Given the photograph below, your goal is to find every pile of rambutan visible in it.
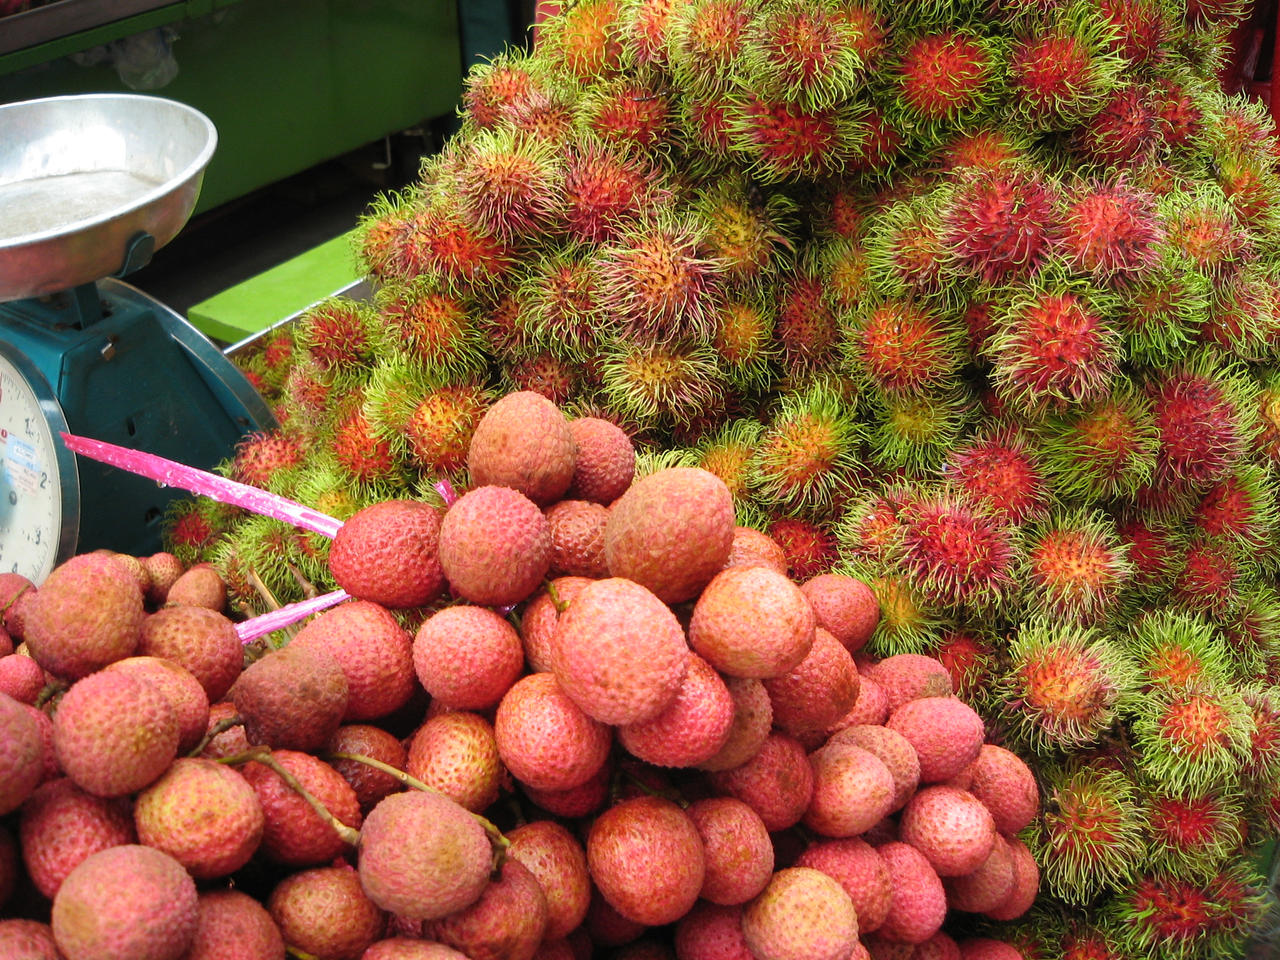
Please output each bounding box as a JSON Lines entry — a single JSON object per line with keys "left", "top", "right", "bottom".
{"left": 200, "top": 0, "right": 1280, "bottom": 954}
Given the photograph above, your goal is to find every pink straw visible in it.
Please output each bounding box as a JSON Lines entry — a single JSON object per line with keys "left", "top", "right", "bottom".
{"left": 235, "top": 589, "right": 351, "bottom": 644}
{"left": 60, "top": 433, "right": 344, "bottom": 539}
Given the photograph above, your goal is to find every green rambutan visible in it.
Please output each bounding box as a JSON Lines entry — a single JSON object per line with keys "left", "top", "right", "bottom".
{"left": 894, "top": 488, "right": 1020, "bottom": 610}
{"left": 213, "top": 514, "right": 316, "bottom": 609}
{"left": 768, "top": 516, "right": 839, "bottom": 580}
{"left": 293, "top": 455, "right": 368, "bottom": 522}
{"left": 835, "top": 485, "right": 916, "bottom": 566}
{"left": 1023, "top": 510, "right": 1133, "bottom": 623}
{"left": 990, "top": 286, "right": 1122, "bottom": 417}
{"left": 1032, "top": 763, "right": 1148, "bottom": 905}
{"left": 693, "top": 176, "right": 798, "bottom": 283}
{"left": 1097, "top": 0, "right": 1172, "bottom": 66}
{"left": 842, "top": 299, "right": 964, "bottom": 395}
{"left": 726, "top": 94, "right": 862, "bottom": 183}
{"left": 595, "top": 213, "right": 724, "bottom": 343}
{"left": 1074, "top": 84, "right": 1160, "bottom": 168}
{"left": 737, "top": 0, "right": 867, "bottom": 109}
{"left": 355, "top": 190, "right": 416, "bottom": 282}
{"left": 539, "top": 0, "right": 626, "bottom": 82}
{"left": 944, "top": 424, "right": 1050, "bottom": 524}
{"left": 1038, "top": 380, "right": 1158, "bottom": 501}
{"left": 684, "top": 418, "right": 763, "bottom": 511}
{"left": 941, "top": 166, "right": 1061, "bottom": 283}
{"left": 713, "top": 292, "right": 777, "bottom": 388}
{"left": 999, "top": 619, "right": 1140, "bottom": 750}
{"left": 577, "top": 77, "right": 672, "bottom": 153}
{"left": 1133, "top": 684, "right": 1253, "bottom": 792}
{"left": 1115, "top": 267, "right": 1211, "bottom": 366}
{"left": 1147, "top": 353, "right": 1256, "bottom": 489}
{"left": 865, "top": 191, "right": 949, "bottom": 298}
{"left": 620, "top": 0, "right": 678, "bottom": 71}
{"left": 815, "top": 236, "right": 870, "bottom": 314}
{"left": 1162, "top": 185, "right": 1253, "bottom": 280}
{"left": 1169, "top": 536, "right": 1243, "bottom": 617}
{"left": 666, "top": 0, "right": 754, "bottom": 95}
{"left": 867, "top": 387, "right": 972, "bottom": 476}
{"left": 748, "top": 381, "right": 862, "bottom": 512}
{"left": 775, "top": 271, "right": 841, "bottom": 375}
{"left": 513, "top": 246, "right": 611, "bottom": 359}
{"left": 403, "top": 384, "right": 490, "bottom": 477}
{"left": 1007, "top": 10, "right": 1125, "bottom": 127}
{"left": 1058, "top": 179, "right": 1164, "bottom": 282}
{"left": 506, "top": 352, "right": 580, "bottom": 406}
{"left": 1183, "top": 0, "right": 1251, "bottom": 27}
{"left": 598, "top": 338, "right": 727, "bottom": 426}
{"left": 1144, "top": 790, "right": 1245, "bottom": 880}
{"left": 295, "top": 297, "right": 375, "bottom": 375}
{"left": 375, "top": 283, "right": 485, "bottom": 377}
{"left": 1192, "top": 463, "right": 1276, "bottom": 550}
{"left": 857, "top": 566, "right": 945, "bottom": 656}
{"left": 894, "top": 29, "right": 1001, "bottom": 132}
{"left": 1200, "top": 269, "right": 1278, "bottom": 359}
{"left": 454, "top": 126, "right": 565, "bottom": 243}
{"left": 279, "top": 359, "right": 333, "bottom": 433}
{"left": 1114, "top": 864, "right": 1267, "bottom": 960}
{"left": 1126, "top": 609, "right": 1233, "bottom": 690}
{"left": 561, "top": 138, "right": 668, "bottom": 244}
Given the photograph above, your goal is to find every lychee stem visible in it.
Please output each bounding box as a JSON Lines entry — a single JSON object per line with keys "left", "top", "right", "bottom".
{"left": 547, "top": 578, "right": 569, "bottom": 613}
{"left": 324, "top": 750, "right": 510, "bottom": 863}
{"left": 286, "top": 948, "right": 320, "bottom": 960}
{"left": 187, "top": 712, "right": 245, "bottom": 758}
{"left": 245, "top": 566, "right": 283, "bottom": 612}
{"left": 58, "top": 432, "right": 344, "bottom": 538}
{"left": 33, "top": 680, "right": 66, "bottom": 709}
{"left": 234, "top": 590, "right": 351, "bottom": 645}
{"left": 218, "top": 746, "right": 361, "bottom": 847}
{"left": 288, "top": 563, "right": 319, "bottom": 599}
{"left": 614, "top": 766, "right": 689, "bottom": 808}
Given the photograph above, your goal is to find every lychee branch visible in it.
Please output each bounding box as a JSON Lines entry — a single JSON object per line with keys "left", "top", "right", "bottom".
{"left": 324, "top": 750, "right": 510, "bottom": 863}
{"left": 59, "top": 433, "right": 344, "bottom": 538}
{"left": 217, "top": 746, "right": 361, "bottom": 847}
{"left": 187, "top": 712, "right": 245, "bottom": 758}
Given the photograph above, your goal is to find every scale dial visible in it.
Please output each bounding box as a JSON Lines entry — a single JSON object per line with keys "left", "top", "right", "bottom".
{"left": 0, "top": 341, "right": 79, "bottom": 582}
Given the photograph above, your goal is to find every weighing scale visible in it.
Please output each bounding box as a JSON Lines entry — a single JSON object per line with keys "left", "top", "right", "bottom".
{"left": 0, "top": 93, "right": 276, "bottom": 582}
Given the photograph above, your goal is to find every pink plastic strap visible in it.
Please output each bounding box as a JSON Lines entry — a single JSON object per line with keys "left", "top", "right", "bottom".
{"left": 235, "top": 588, "right": 351, "bottom": 644}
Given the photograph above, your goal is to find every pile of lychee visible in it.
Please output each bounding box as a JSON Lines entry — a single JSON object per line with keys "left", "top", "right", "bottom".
{"left": 0, "top": 390, "right": 1040, "bottom": 960}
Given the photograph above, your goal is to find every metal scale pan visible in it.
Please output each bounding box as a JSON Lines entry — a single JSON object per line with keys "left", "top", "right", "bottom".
{"left": 0, "top": 94, "right": 274, "bottom": 579}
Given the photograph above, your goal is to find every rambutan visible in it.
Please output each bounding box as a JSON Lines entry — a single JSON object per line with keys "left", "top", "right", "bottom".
{"left": 858, "top": 567, "right": 944, "bottom": 656}
{"left": 1074, "top": 84, "right": 1160, "bottom": 168}
{"left": 999, "top": 619, "right": 1140, "bottom": 750}
{"left": 331, "top": 407, "right": 402, "bottom": 490}
{"left": 1133, "top": 684, "right": 1253, "bottom": 791}
{"left": 1058, "top": 179, "right": 1164, "bottom": 281}
{"left": 866, "top": 193, "right": 949, "bottom": 298}
{"left": 1159, "top": 83, "right": 1204, "bottom": 150}
{"left": 693, "top": 176, "right": 798, "bottom": 283}
{"left": 1201, "top": 270, "right": 1277, "bottom": 359}
{"left": 895, "top": 30, "right": 999, "bottom": 130}
{"left": 1008, "top": 14, "right": 1124, "bottom": 127}
{"left": 737, "top": 0, "right": 867, "bottom": 108}
{"left": 539, "top": 0, "right": 626, "bottom": 82}
{"left": 293, "top": 458, "right": 367, "bottom": 525}
{"left": 295, "top": 298, "right": 374, "bottom": 375}
{"left": 513, "top": 246, "right": 611, "bottom": 359}
{"left": 815, "top": 237, "right": 870, "bottom": 314}
{"left": 775, "top": 272, "right": 841, "bottom": 375}
{"left": 820, "top": 181, "right": 866, "bottom": 240}
{"left": 666, "top": 0, "right": 753, "bottom": 95}
{"left": 842, "top": 300, "right": 963, "bottom": 394}
{"left": 595, "top": 213, "right": 724, "bottom": 343}
{"left": 1169, "top": 537, "right": 1243, "bottom": 617}
{"left": 506, "top": 84, "right": 579, "bottom": 144}
{"left": 1240, "top": 685, "right": 1280, "bottom": 777}
{"left": 1162, "top": 186, "right": 1253, "bottom": 279}
{"left": 578, "top": 77, "right": 671, "bottom": 153}
{"left": 1183, "top": 0, "right": 1251, "bottom": 27}
{"left": 867, "top": 387, "right": 972, "bottom": 476}
{"left": 403, "top": 384, "right": 489, "bottom": 476}
{"left": 1192, "top": 464, "right": 1276, "bottom": 550}
{"left": 1114, "top": 865, "right": 1267, "bottom": 960}
{"left": 1117, "top": 518, "right": 1179, "bottom": 597}
{"left": 1039, "top": 381, "right": 1158, "bottom": 501}
{"left": 1145, "top": 791, "right": 1245, "bottom": 880}
{"left": 451, "top": 129, "right": 564, "bottom": 244}
{"left": 835, "top": 486, "right": 916, "bottom": 567}
{"left": 941, "top": 166, "right": 1060, "bottom": 283}
{"left": 506, "top": 352, "right": 579, "bottom": 406}
{"left": 935, "top": 629, "right": 995, "bottom": 701}
{"left": 849, "top": 107, "right": 906, "bottom": 175}
{"left": 767, "top": 517, "right": 839, "bottom": 580}
{"left": 375, "top": 283, "right": 485, "bottom": 377}
{"left": 679, "top": 89, "right": 737, "bottom": 161}
{"left": 713, "top": 293, "right": 777, "bottom": 388}
{"left": 1098, "top": 0, "right": 1172, "bottom": 66}
{"left": 460, "top": 51, "right": 546, "bottom": 130}
{"left": 1126, "top": 609, "right": 1233, "bottom": 690}
{"left": 748, "top": 382, "right": 862, "bottom": 512}
{"left": 726, "top": 95, "right": 861, "bottom": 182}
{"left": 944, "top": 425, "right": 1049, "bottom": 525}
{"left": 598, "top": 339, "right": 727, "bottom": 426}
{"left": 561, "top": 139, "right": 667, "bottom": 244}
{"left": 1031, "top": 763, "right": 1148, "bottom": 905}
{"left": 229, "top": 430, "right": 306, "bottom": 493}
{"left": 396, "top": 199, "right": 513, "bottom": 291}
{"left": 1147, "top": 354, "right": 1256, "bottom": 489}
{"left": 355, "top": 191, "right": 417, "bottom": 282}
{"left": 165, "top": 499, "right": 229, "bottom": 565}
{"left": 1217, "top": 153, "right": 1280, "bottom": 232}
{"left": 1022, "top": 511, "right": 1133, "bottom": 623}
{"left": 1255, "top": 371, "right": 1280, "bottom": 468}
{"left": 939, "top": 127, "right": 1027, "bottom": 172}
{"left": 894, "top": 489, "right": 1019, "bottom": 610}
{"left": 990, "top": 286, "right": 1121, "bottom": 416}
{"left": 685, "top": 418, "right": 764, "bottom": 511}
{"left": 1116, "top": 268, "right": 1211, "bottom": 365}
{"left": 620, "top": 0, "right": 678, "bottom": 71}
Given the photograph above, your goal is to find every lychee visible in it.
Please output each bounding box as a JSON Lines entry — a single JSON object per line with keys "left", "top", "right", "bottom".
{"left": 438, "top": 485, "right": 552, "bottom": 606}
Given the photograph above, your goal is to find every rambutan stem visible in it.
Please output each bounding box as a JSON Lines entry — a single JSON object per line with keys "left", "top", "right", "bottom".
{"left": 59, "top": 432, "right": 344, "bottom": 538}
{"left": 324, "top": 751, "right": 510, "bottom": 860}
{"left": 218, "top": 746, "right": 361, "bottom": 846}
{"left": 234, "top": 590, "right": 351, "bottom": 645}
{"left": 187, "top": 712, "right": 244, "bottom": 758}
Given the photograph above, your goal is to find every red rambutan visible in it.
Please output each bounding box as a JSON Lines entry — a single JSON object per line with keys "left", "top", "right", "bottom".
{"left": 896, "top": 30, "right": 999, "bottom": 128}
{"left": 1039, "top": 381, "right": 1158, "bottom": 501}
{"left": 332, "top": 408, "right": 401, "bottom": 489}
{"left": 1098, "top": 0, "right": 1171, "bottom": 66}
{"left": 1116, "top": 865, "right": 1267, "bottom": 960}
{"left": 866, "top": 195, "right": 948, "bottom": 297}
{"left": 461, "top": 52, "right": 545, "bottom": 130}
{"left": 514, "top": 248, "right": 611, "bottom": 359}
{"left": 944, "top": 425, "right": 1049, "bottom": 525}
{"left": 1163, "top": 187, "right": 1253, "bottom": 279}
{"left": 680, "top": 90, "right": 737, "bottom": 161}
{"left": 775, "top": 273, "right": 840, "bottom": 375}
{"left": 622, "top": 0, "right": 677, "bottom": 71}
{"left": 579, "top": 78, "right": 672, "bottom": 153}
{"left": 1116, "top": 515, "right": 1179, "bottom": 593}
{"left": 507, "top": 352, "right": 579, "bottom": 407}
{"left": 1170, "top": 537, "right": 1243, "bottom": 617}
{"left": 561, "top": 139, "right": 667, "bottom": 245}
{"left": 895, "top": 490, "right": 1020, "bottom": 610}
{"left": 766, "top": 517, "right": 838, "bottom": 580}
{"left": 378, "top": 285, "right": 483, "bottom": 376}
{"left": 844, "top": 301, "right": 962, "bottom": 394}
{"left": 1147, "top": 355, "right": 1254, "bottom": 489}
{"left": 942, "top": 167, "right": 1060, "bottom": 282}
{"left": 1134, "top": 684, "right": 1252, "bottom": 791}
{"left": 1126, "top": 609, "right": 1232, "bottom": 691}
{"left": 727, "top": 95, "right": 860, "bottom": 182}
{"left": 454, "top": 128, "right": 564, "bottom": 242}
{"left": 1023, "top": 511, "right": 1133, "bottom": 623}
{"left": 1146, "top": 791, "right": 1245, "bottom": 879}
{"left": 230, "top": 431, "right": 306, "bottom": 491}
{"left": 296, "top": 298, "right": 373, "bottom": 374}
{"left": 1074, "top": 85, "right": 1160, "bottom": 168}
{"left": 1058, "top": 179, "right": 1164, "bottom": 281}
{"left": 399, "top": 201, "right": 513, "bottom": 291}
{"left": 667, "top": 0, "right": 753, "bottom": 95}
{"left": 539, "top": 0, "right": 626, "bottom": 82}
{"left": 738, "top": 0, "right": 868, "bottom": 109}
{"left": 749, "top": 382, "right": 861, "bottom": 512}
{"left": 835, "top": 486, "right": 916, "bottom": 567}
{"left": 939, "top": 128, "right": 1026, "bottom": 172}
{"left": 1008, "top": 16, "right": 1123, "bottom": 127}
{"left": 404, "top": 385, "right": 489, "bottom": 476}
{"left": 1192, "top": 464, "right": 1276, "bottom": 550}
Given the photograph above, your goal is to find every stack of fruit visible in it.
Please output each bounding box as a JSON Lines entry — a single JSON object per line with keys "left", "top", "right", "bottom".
{"left": 2, "top": 391, "right": 1053, "bottom": 959}
{"left": 164, "top": 0, "right": 1280, "bottom": 954}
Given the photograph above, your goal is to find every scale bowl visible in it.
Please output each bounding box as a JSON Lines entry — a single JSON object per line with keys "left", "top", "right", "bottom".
{"left": 0, "top": 93, "right": 216, "bottom": 302}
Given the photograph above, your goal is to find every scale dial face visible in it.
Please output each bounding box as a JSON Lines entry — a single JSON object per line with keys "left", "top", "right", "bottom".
{"left": 0, "top": 342, "right": 79, "bottom": 582}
